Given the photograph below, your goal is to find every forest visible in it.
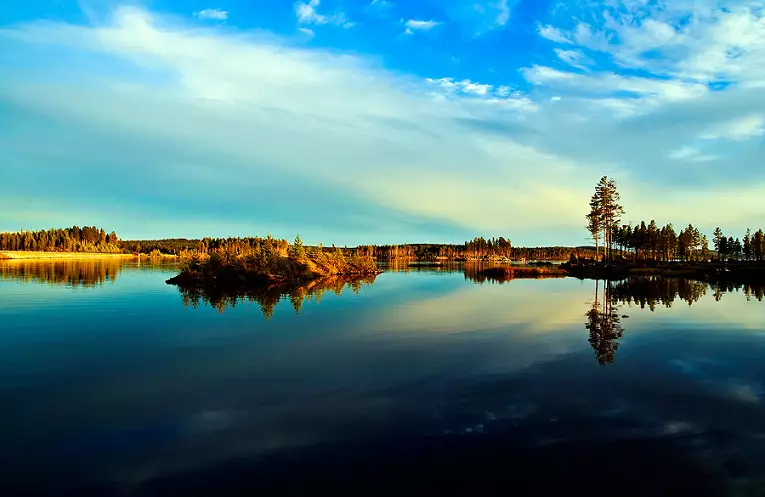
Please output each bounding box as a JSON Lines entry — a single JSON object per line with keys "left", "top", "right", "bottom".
{"left": 1, "top": 228, "right": 598, "bottom": 262}
{"left": 585, "top": 176, "right": 764, "bottom": 263}
{"left": 0, "top": 226, "right": 122, "bottom": 253}
{"left": 354, "top": 239, "right": 596, "bottom": 261}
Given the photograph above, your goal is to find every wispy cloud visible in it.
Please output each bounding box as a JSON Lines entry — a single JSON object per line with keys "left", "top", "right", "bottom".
{"left": 475, "top": 0, "right": 514, "bottom": 31}
{"left": 194, "top": 9, "right": 228, "bottom": 21}
{"left": 700, "top": 115, "right": 765, "bottom": 141}
{"left": 402, "top": 19, "right": 440, "bottom": 34}
{"left": 295, "top": 0, "right": 352, "bottom": 28}
{"left": 369, "top": 0, "right": 392, "bottom": 11}
{"left": 538, "top": 1, "right": 765, "bottom": 86}
{"left": 447, "top": 0, "right": 517, "bottom": 35}
{"left": 667, "top": 146, "right": 717, "bottom": 163}
{"left": 298, "top": 27, "right": 315, "bottom": 39}
{"left": 425, "top": 77, "right": 533, "bottom": 109}
{"left": 554, "top": 49, "right": 592, "bottom": 71}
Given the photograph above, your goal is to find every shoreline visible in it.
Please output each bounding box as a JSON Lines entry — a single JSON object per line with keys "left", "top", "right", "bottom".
{"left": 561, "top": 261, "right": 765, "bottom": 284}
{"left": 0, "top": 251, "right": 137, "bottom": 261}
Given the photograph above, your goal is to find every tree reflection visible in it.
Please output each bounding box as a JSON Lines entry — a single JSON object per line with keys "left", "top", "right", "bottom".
{"left": 463, "top": 263, "right": 566, "bottom": 284}
{"left": 585, "top": 276, "right": 765, "bottom": 365}
{"left": 609, "top": 277, "right": 708, "bottom": 309}
{"left": 0, "top": 259, "right": 122, "bottom": 287}
{"left": 176, "top": 275, "right": 378, "bottom": 317}
{"left": 586, "top": 280, "right": 624, "bottom": 366}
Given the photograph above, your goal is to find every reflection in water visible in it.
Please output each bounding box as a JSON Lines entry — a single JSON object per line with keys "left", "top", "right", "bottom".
{"left": 586, "top": 280, "right": 625, "bottom": 366}
{"left": 5, "top": 265, "right": 765, "bottom": 496}
{"left": 610, "top": 277, "right": 764, "bottom": 308}
{"left": 463, "top": 263, "right": 566, "bottom": 284}
{"left": 586, "top": 277, "right": 765, "bottom": 365}
{"left": 610, "top": 277, "right": 708, "bottom": 309}
{"left": 172, "top": 268, "right": 764, "bottom": 365}
{"left": 177, "top": 275, "right": 378, "bottom": 317}
{"left": 379, "top": 260, "right": 463, "bottom": 273}
{"left": 0, "top": 259, "right": 122, "bottom": 287}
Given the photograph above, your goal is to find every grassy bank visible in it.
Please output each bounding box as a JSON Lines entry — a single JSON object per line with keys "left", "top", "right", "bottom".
{"left": 0, "top": 251, "right": 136, "bottom": 260}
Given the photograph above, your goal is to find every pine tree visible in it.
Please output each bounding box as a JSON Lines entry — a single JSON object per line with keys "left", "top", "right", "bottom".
{"left": 744, "top": 229, "right": 752, "bottom": 260}
{"left": 587, "top": 176, "right": 624, "bottom": 263}
{"left": 289, "top": 235, "right": 306, "bottom": 260}
{"left": 713, "top": 227, "right": 724, "bottom": 260}
{"left": 754, "top": 229, "right": 764, "bottom": 261}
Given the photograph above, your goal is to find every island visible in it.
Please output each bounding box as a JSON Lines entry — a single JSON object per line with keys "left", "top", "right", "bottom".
{"left": 165, "top": 235, "right": 381, "bottom": 290}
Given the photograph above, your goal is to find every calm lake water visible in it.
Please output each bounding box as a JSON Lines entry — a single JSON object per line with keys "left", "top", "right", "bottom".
{"left": 2, "top": 259, "right": 765, "bottom": 496}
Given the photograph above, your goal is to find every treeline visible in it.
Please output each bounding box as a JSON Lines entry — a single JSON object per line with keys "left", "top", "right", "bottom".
{"left": 121, "top": 238, "right": 199, "bottom": 255}
{"left": 355, "top": 237, "right": 595, "bottom": 261}
{"left": 585, "top": 176, "right": 764, "bottom": 263}
{"left": 0, "top": 226, "right": 122, "bottom": 253}
{"left": 607, "top": 223, "right": 764, "bottom": 262}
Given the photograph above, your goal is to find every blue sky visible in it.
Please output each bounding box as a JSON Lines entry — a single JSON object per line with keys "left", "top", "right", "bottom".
{"left": 1, "top": 0, "right": 764, "bottom": 245}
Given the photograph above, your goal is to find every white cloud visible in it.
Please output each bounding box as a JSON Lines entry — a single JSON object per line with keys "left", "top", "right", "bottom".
{"left": 554, "top": 48, "right": 593, "bottom": 70}
{"left": 369, "top": 0, "right": 392, "bottom": 9}
{"left": 474, "top": 0, "right": 514, "bottom": 31}
{"left": 667, "top": 146, "right": 717, "bottom": 162}
{"left": 403, "top": 19, "right": 440, "bottom": 31}
{"left": 494, "top": 0, "right": 512, "bottom": 27}
{"left": 539, "top": 1, "right": 765, "bottom": 86}
{"left": 194, "top": 9, "right": 228, "bottom": 21}
{"left": 425, "top": 77, "right": 534, "bottom": 110}
{"left": 538, "top": 24, "right": 572, "bottom": 44}
{"left": 295, "top": 0, "right": 323, "bottom": 24}
{"left": 446, "top": 0, "right": 516, "bottom": 35}
{"left": 295, "top": 0, "right": 351, "bottom": 27}
{"left": 298, "top": 27, "right": 315, "bottom": 39}
{"left": 700, "top": 114, "right": 765, "bottom": 141}
{"left": 522, "top": 65, "right": 707, "bottom": 103}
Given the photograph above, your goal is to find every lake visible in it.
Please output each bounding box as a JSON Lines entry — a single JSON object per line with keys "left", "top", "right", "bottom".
{"left": 1, "top": 259, "right": 765, "bottom": 496}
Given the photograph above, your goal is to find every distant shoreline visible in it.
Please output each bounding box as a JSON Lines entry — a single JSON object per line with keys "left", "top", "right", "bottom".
{"left": 0, "top": 251, "right": 138, "bottom": 260}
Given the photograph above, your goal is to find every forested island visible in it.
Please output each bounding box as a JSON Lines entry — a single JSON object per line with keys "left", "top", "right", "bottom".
{"left": 165, "top": 235, "right": 380, "bottom": 288}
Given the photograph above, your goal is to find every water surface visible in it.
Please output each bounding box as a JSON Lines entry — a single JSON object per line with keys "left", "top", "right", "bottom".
{"left": 1, "top": 260, "right": 764, "bottom": 496}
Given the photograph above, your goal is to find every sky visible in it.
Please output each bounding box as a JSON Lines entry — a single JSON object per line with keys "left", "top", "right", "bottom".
{"left": 0, "top": 0, "right": 763, "bottom": 245}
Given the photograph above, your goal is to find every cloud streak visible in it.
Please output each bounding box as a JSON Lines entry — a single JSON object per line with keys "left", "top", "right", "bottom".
{"left": 402, "top": 19, "right": 440, "bottom": 35}
{"left": 295, "top": 0, "right": 352, "bottom": 28}
{"left": 194, "top": 9, "right": 229, "bottom": 21}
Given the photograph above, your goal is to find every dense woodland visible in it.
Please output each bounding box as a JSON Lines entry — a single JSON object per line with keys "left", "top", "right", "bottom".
{"left": 123, "top": 236, "right": 596, "bottom": 261}
{"left": 0, "top": 226, "right": 122, "bottom": 253}
{"left": 120, "top": 238, "right": 199, "bottom": 255}
{"left": 355, "top": 239, "right": 596, "bottom": 261}
{"left": 585, "top": 176, "right": 764, "bottom": 263}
